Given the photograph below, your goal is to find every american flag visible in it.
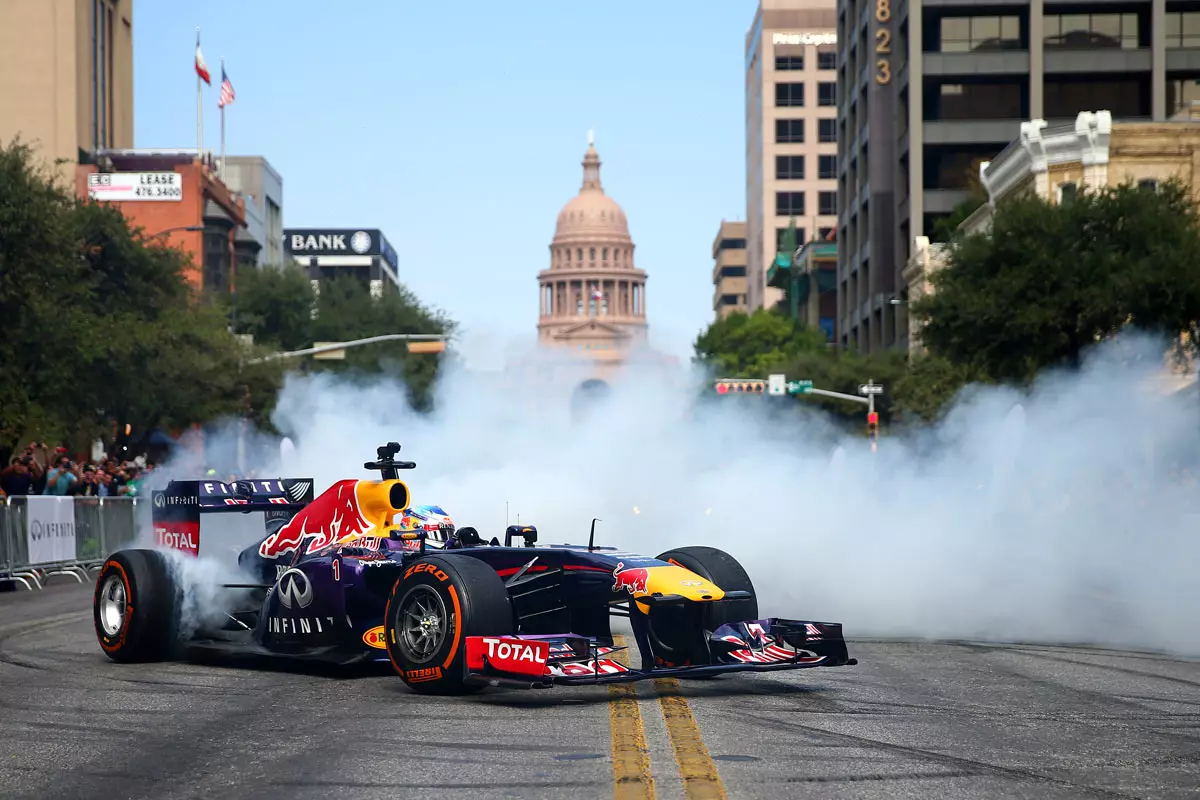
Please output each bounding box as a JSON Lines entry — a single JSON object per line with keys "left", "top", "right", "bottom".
{"left": 218, "top": 66, "right": 235, "bottom": 108}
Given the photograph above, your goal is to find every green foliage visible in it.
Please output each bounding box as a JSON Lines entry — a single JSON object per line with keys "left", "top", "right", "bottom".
{"left": 693, "top": 308, "right": 912, "bottom": 428}
{"left": 0, "top": 136, "right": 452, "bottom": 457}
{"left": 693, "top": 309, "right": 827, "bottom": 376}
{"left": 912, "top": 179, "right": 1200, "bottom": 383}
{"left": 233, "top": 269, "right": 454, "bottom": 412}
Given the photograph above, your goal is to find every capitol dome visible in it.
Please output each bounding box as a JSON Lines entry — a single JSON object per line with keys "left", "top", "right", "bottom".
{"left": 537, "top": 135, "right": 648, "bottom": 351}
{"left": 552, "top": 146, "right": 631, "bottom": 242}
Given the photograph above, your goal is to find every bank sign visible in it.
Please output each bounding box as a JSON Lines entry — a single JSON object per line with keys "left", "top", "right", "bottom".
{"left": 285, "top": 228, "right": 398, "bottom": 269}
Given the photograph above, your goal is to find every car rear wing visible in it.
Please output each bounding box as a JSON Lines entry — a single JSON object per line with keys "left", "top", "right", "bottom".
{"left": 151, "top": 478, "right": 315, "bottom": 558}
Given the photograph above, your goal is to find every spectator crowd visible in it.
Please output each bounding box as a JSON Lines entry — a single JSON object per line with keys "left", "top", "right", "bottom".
{"left": 0, "top": 442, "right": 156, "bottom": 499}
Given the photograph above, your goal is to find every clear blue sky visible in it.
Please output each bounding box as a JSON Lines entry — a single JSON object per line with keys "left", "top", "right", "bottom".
{"left": 133, "top": 1, "right": 756, "bottom": 365}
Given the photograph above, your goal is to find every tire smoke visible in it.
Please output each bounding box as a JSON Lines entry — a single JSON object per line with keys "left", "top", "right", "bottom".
{"left": 149, "top": 332, "right": 1200, "bottom": 656}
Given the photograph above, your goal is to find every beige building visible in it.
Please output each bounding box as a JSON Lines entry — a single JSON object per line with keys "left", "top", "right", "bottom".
{"left": 536, "top": 135, "right": 649, "bottom": 357}
{"left": 744, "top": 0, "right": 839, "bottom": 314}
{"left": 712, "top": 220, "right": 748, "bottom": 319}
{"left": 508, "top": 137, "right": 679, "bottom": 418}
{"left": 903, "top": 106, "right": 1200, "bottom": 356}
{"left": 0, "top": 0, "right": 133, "bottom": 185}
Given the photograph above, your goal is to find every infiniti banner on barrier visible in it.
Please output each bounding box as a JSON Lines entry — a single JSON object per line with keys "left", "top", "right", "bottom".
{"left": 26, "top": 496, "right": 77, "bottom": 564}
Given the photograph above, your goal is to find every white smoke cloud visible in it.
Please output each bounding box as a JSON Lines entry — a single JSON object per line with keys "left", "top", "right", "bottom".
{"left": 146, "top": 331, "right": 1200, "bottom": 657}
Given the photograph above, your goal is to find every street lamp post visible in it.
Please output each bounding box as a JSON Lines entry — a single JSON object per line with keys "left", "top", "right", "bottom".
{"left": 244, "top": 333, "right": 449, "bottom": 365}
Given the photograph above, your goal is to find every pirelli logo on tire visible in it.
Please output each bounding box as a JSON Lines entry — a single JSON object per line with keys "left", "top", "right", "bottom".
{"left": 404, "top": 562, "right": 448, "bottom": 582}
{"left": 404, "top": 666, "right": 443, "bottom": 683}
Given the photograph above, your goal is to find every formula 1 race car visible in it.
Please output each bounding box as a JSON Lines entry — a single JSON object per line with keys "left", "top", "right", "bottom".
{"left": 93, "top": 443, "right": 856, "bottom": 694}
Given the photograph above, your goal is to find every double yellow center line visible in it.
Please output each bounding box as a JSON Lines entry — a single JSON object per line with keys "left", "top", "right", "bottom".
{"left": 608, "top": 635, "right": 727, "bottom": 800}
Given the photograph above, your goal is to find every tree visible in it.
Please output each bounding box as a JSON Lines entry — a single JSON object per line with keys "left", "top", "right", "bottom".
{"left": 0, "top": 137, "right": 286, "bottom": 457}
{"left": 693, "top": 309, "right": 827, "bottom": 376}
{"left": 232, "top": 263, "right": 314, "bottom": 352}
{"left": 911, "top": 179, "right": 1200, "bottom": 383}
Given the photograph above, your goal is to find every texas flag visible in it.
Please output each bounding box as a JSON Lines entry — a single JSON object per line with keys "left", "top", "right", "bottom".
{"left": 195, "top": 32, "right": 211, "bottom": 84}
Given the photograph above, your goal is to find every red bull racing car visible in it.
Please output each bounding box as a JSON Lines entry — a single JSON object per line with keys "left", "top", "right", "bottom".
{"left": 93, "top": 443, "right": 856, "bottom": 695}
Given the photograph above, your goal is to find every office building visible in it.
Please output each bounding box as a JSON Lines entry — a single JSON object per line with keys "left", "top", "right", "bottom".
{"left": 221, "top": 157, "right": 285, "bottom": 268}
{"left": 903, "top": 106, "right": 1200, "bottom": 354}
{"left": 838, "top": 0, "right": 1200, "bottom": 354}
{"left": 0, "top": 0, "right": 134, "bottom": 185}
{"left": 78, "top": 150, "right": 248, "bottom": 294}
{"left": 745, "top": 0, "right": 840, "bottom": 314}
{"left": 769, "top": 238, "right": 838, "bottom": 339}
{"left": 712, "top": 221, "right": 748, "bottom": 319}
{"left": 285, "top": 228, "right": 401, "bottom": 297}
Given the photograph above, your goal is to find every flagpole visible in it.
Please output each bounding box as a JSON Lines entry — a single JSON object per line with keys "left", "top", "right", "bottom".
{"left": 196, "top": 28, "right": 203, "bottom": 160}
{"left": 220, "top": 57, "right": 226, "bottom": 180}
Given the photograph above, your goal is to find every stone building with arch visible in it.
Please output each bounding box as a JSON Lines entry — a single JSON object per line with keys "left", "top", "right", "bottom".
{"left": 506, "top": 135, "right": 680, "bottom": 417}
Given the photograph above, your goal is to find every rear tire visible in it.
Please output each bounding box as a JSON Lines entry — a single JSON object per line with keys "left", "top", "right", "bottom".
{"left": 384, "top": 555, "right": 513, "bottom": 695}
{"left": 93, "top": 549, "right": 182, "bottom": 663}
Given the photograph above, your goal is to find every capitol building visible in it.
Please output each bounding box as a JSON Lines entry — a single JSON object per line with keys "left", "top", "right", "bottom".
{"left": 504, "top": 134, "right": 680, "bottom": 416}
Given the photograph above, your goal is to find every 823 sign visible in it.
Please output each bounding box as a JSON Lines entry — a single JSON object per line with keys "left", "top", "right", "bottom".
{"left": 875, "top": 0, "right": 891, "bottom": 85}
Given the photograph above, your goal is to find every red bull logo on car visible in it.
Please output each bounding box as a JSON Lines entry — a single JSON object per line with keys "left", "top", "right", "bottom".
{"left": 259, "top": 480, "right": 371, "bottom": 559}
{"left": 612, "top": 561, "right": 650, "bottom": 596}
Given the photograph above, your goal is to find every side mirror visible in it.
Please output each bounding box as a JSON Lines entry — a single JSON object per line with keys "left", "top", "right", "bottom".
{"left": 504, "top": 524, "right": 538, "bottom": 547}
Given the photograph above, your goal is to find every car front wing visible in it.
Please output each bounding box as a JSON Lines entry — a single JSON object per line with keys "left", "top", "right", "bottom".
{"left": 462, "top": 618, "right": 856, "bottom": 688}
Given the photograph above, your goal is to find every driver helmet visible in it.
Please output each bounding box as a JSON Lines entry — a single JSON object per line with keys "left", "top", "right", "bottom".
{"left": 396, "top": 504, "right": 456, "bottom": 545}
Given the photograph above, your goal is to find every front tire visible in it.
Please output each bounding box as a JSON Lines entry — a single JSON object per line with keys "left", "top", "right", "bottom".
{"left": 383, "top": 555, "right": 513, "bottom": 695}
{"left": 637, "top": 546, "right": 760, "bottom": 672}
{"left": 657, "top": 545, "right": 759, "bottom": 629}
{"left": 93, "top": 549, "right": 182, "bottom": 663}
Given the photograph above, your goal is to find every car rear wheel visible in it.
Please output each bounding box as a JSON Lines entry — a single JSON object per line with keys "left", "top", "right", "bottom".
{"left": 383, "top": 554, "right": 513, "bottom": 695}
{"left": 93, "top": 549, "right": 182, "bottom": 663}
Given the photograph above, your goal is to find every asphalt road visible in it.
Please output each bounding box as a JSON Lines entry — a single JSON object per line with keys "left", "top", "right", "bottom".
{"left": 1, "top": 580, "right": 1198, "bottom": 800}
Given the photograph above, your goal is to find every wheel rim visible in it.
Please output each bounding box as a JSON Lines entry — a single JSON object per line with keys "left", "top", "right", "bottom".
{"left": 99, "top": 573, "right": 127, "bottom": 636}
{"left": 394, "top": 585, "right": 449, "bottom": 664}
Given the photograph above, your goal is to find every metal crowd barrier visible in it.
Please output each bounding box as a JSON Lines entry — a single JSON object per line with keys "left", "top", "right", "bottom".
{"left": 0, "top": 496, "right": 142, "bottom": 591}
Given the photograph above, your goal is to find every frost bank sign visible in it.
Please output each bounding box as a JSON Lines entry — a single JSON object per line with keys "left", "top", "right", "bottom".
{"left": 25, "top": 497, "right": 77, "bottom": 565}
{"left": 772, "top": 32, "right": 837, "bottom": 46}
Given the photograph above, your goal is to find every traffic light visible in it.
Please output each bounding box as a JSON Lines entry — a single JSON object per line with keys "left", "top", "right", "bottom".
{"left": 714, "top": 379, "right": 766, "bottom": 395}
{"left": 866, "top": 411, "right": 879, "bottom": 438}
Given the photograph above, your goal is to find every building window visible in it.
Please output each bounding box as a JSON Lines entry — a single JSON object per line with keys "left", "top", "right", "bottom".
{"left": 776, "top": 155, "right": 805, "bottom": 179}
{"left": 777, "top": 226, "right": 807, "bottom": 247}
{"left": 1044, "top": 14, "right": 1139, "bottom": 50}
{"left": 818, "top": 118, "right": 837, "bottom": 142}
{"left": 818, "top": 82, "right": 837, "bottom": 106}
{"left": 718, "top": 238, "right": 746, "bottom": 250}
{"left": 932, "top": 81, "right": 1024, "bottom": 121}
{"left": 1138, "top": 178, "right": 1159, "bottom": 193}
{"left": 1165, "top": 13, "right": 1200, "bottom": 47}
{"left": 776, "top": 83, "right": 805, "bottom": 107}
{"left": 818, "top": 51, "right": 837, "bottom": 69}
{"left": 720, "top": 266, "right": 747, "bottom": 278}
{"left": 818, "top": 154, "right": 838, "bottom": 179}
{"left": 818, "top": 191, "right": 838, "bottom": 215}
{"left": 1044, "top": 78, "right": 1148, "bottom": 119}
{"left": 938, "top": 16, "right": 1021, "bottom": 52}
{"left": 1057, "top": 182, "right": 1077, "bottom": 204}
{"left": 775, "top": 55, "right": 804, "bottom": 70}
{"left": 818, "top": 226, "right": 834, "bottom": 240}
{"left": 720, "top": 294, "right": 740, "bottom": 305}
{"left": 1167, "top": 78, "right": 1200, "bottom": 116}
{"left": 776, "top": 119, "right": 805, "bottom": 143}
{"left": 776, "top": 191, "right": 806, "bottom": 216}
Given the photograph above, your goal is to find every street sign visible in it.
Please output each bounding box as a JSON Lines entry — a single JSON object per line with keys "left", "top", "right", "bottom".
{"left": 768, "top": 374, "right": 786, "bottom": 396}
{"left": 858, "top": 384, "right": 884, "bottom": 395}
{"left": 787, "top": 380, "right": 813, "bottom": 394}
